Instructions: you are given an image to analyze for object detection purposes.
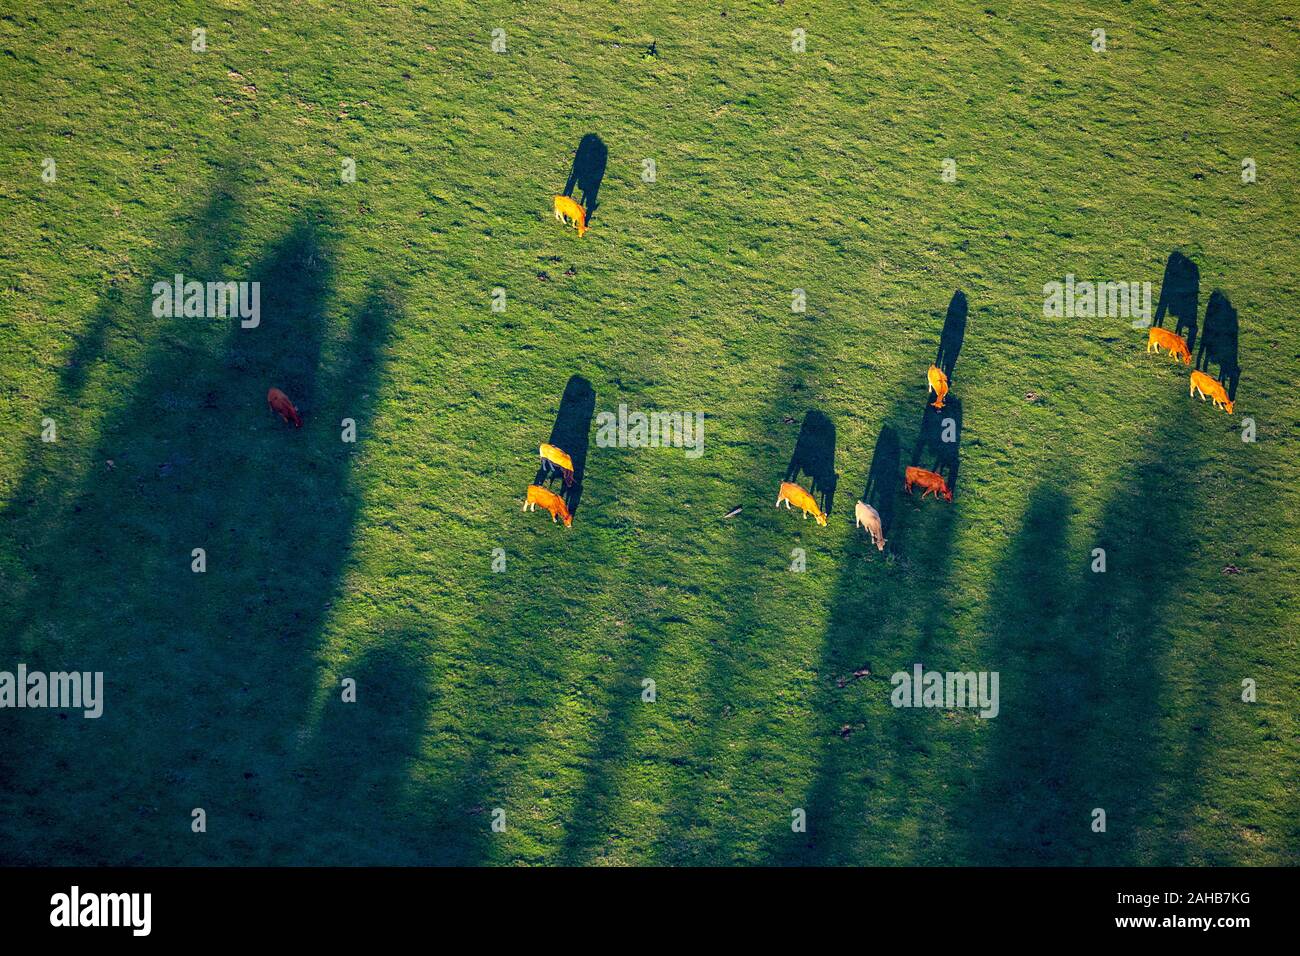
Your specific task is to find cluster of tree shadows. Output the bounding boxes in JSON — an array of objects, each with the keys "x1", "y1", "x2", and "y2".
[
  {"x1": 1154, "y1": 250, "x2": 1242, "y2": 399},
  {"x1": 0, "y1": 174, "x2": 433, "y2": 864},
  {"x1": 0, "y1": 135, "x2": 1260, "y2": 868}
]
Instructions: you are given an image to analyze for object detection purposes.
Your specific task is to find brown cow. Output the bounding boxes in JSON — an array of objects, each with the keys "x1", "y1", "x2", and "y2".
[
  {"x1": 1189, "y1": 370, "x2": 1234, "y2": 414},
  {"x1": 904, "y1": 466, "x2": 952, "y2": 502},
  {"x1": 267, "y1": 388, "x2": 303, "y2": 428}
]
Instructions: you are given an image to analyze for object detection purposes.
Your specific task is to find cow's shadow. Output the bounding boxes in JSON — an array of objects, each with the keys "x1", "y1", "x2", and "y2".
[
  {"x1": 563, "y1": 134, "x2": 607, "y2": 223},
  {"x1": 934, "y1": 290, "x2": 968, "y2": 381},
  {"x1": 910, "y1": 398, "x2": 962, "y2": 494},
  {"x1": 862, "y1": 424, "x2": 901, "y2": 538},
  {"x1": 534, "y1": 374, "x2": 596, "y2": 514},
  {"x1": 1197, "y1": 289, "x2": 1241, "y2": 400},
  {"x1": 784, "y1": 409, "x2": 837, "y2": 515},
  {"x1": 1154, "y1": 250, "x2": 1200, "y2": 353}
]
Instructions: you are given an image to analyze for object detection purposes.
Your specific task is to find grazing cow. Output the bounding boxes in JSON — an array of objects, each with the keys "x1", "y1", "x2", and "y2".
[
  {"x1": 1147, "y1": 326, "x2": 1191, "y2": 365},
  {"x1": 539, "y1": 443, "x2": 575, "y2": 487},
  {"x1": 777, "y1": 481, "x2": 828, "y2": 526},
  {"x1": 1189, "y1": 370, "x2": 1234, "y2": 414},
  {"x1": 904, "y1": 465, "x2": 952, "y2": 502},
  {"x1": 854, "y1": 500, "x2": 886, "y2": 551},
  {"x1": 267, "y1": 387, "x2": 303, "y2": 428},
  {"x1": 927, "y1": 364, "x2": 949, "y2": 410},
  {"x1": 523, "y1": 484, "x2": 572, "y2": 527},
  {"x1": 553, "y1": 195, "x2": 588, "y2": 237}
]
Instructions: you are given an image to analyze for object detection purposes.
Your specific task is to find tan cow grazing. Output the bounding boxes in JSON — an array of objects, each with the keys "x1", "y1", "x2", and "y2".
[
  {"x1": 267, "y1": 387, "x2": 303, "y2": 428},
  {"x1": 1147, "y1": 326, "x2": 1191, "y2": 365},
  {"x1": 553, "y1": 195, "x2": 588, "y2": 237},
  {"x1": 904, "y1": 465, "x2": 952, "y2": 502},
  {"x1": 539, "y1": 443, "x2": 575, "y2": 487},
  {"x1": 1189, "y1": 369, "x2": 1234, "y2": 414},
  {"x1": 927, "y1": 364, "x2": 949, "y2": 410},
  {"x1": 776, "y1": 481, "x2": 828, "y2": 526},
  {"x1": 524, "y1": 484, "x2": 573, "y2": 527},
  {"x1": 854, "y1": 500, "x2": 886, "y2": 551}
]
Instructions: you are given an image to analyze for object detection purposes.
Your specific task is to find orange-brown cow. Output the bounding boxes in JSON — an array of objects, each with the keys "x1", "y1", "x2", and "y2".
[
  {"x1": 776, "y1": 481, "x2": 827, "y2": 526},
  {"x1": 1147, "y1": 326, "x2": 1191, "y2": 365},
  {"x1": 524, "y1": 483, "x2": 573, "y2": 527},
  {"x1": 904, "y1": 465, "x2": 952, "y2": 502},
  {"x1": 267, "y1": 387, "x2": 303, "y2": 428},
  {"x1": 1189, "y1": 370, "x2": 1234, "y2": 414}
]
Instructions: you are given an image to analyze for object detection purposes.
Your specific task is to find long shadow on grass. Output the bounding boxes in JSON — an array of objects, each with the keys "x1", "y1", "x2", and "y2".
[
  {"x1": 952, "y1": 400, "x2": 1207, "y2": 864},
  {"x1": 910, "y1": 398, "x2": 962, "y2": 494},
  {"x1": 533, "y1": 374, "x2": 596, "y2": 515},
  {"x1": 934, "y1": 290, "x2": 968, "y2": 382},
  {"x1": 0, "y1": 199, "x2": 400, "y2": 863},
  {"x1": 563, "y1": 134, "x2": 607, "y2": 223},
  {"x1": 1154, "y1": 250, "x2": 1200, "y2": 354},
  {"x1": 862, "y1": 425, "x2": 901, "y2": 539},
  {"x1": 413, "y1": 372, "x2": 661, "y2": 865},
  {"x1": 1196, "y1": 290, "x2": 1241, "y2": 402},
  {"x1": 784, "y1": 409, "x2": 838, "y2": 515},
  {"x1": 645, "y1": 298, "x2": 968, "y2": 863},
  {"x1": 554, "y1": 338, "x2": 833, "y2": 863}
]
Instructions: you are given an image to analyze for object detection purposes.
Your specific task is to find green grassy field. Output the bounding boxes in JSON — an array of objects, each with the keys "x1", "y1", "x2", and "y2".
[{"x1": 1, "y1": 0, "x2": 1297, "y2": 865}]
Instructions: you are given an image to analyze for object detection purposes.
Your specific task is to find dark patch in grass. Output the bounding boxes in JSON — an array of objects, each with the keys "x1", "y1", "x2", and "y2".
[
  {"x1": 863, "y1": 424, "x2": 901, "y2": 538},
  {"x1": 0, "y1": 187, "x2": 402, "y2": 863},
  {"x1": 955, "y1": 401, "x2": 1205, "y2": 863}
]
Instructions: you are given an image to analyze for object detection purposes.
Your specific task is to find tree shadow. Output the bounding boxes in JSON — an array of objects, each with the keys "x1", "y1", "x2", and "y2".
[
  {"x1": 0, "y1": 194, "x2": 402, "y2": 863},
  {"x1": 279, "y1": 632, "x2": 441, "y2": 863},
  {"x1": 934, "y1": 290, "x2": 968, "y2": 381},
  {"x1": 563, "y1": 133, "x2": 607, "y2": 223},
  {"x1": 533, "y1": 374, "x2": 596, "y2": 515},
  {"x1": 1196, "y1": 289, "x2": 1241, "y2": 401},
  {"x1": 955, "y1": 403, "x2": 1206, "y2": 864},
  {"x1": 909, "y1": 398, "x2": 962, "y2": 494},
  {"x1": 784, "y1": 409, "x2": 837, "y2": 515},
  {"x1": 862, "y1": 425, "x2": 901, "y2": 538},
  {"x1": 1154, "y1": 250, "x2": 1201, "y2": 353}
]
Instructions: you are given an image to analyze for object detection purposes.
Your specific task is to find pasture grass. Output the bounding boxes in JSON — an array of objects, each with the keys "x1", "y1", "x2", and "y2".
[{"x1": 0, "y1": 0, "x2": 1297, "y2": 864}]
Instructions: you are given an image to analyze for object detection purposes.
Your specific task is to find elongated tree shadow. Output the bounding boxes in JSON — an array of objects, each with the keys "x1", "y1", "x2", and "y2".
[
  {"x1": 1154, "y1": 250, "x2": 1200, "y2": 353},
  {"x1": 1197, "y1": 289, "x2": 1241, "y2": 401},
  {"x1": 0, "y1": 197, "x2": 401, "y2": 864},
  {"x1": 534, "y1": 374, "x2": 596, "y2": 515},
  {"x1": 953, "y1": 403, "x2": 1206, "y2": 864},
  {"x1": 431, "y1": 371, "x2": 651, "y2": 864},
  {"x1": 563, "y1": 134, "x2": 607, "y2": 223},
  {"x1": 784, "y1": 409, "x2": 837, "y2": 515},
  {"x1": 279, "y1": 631, "x2": 440, "y2": 863}
]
